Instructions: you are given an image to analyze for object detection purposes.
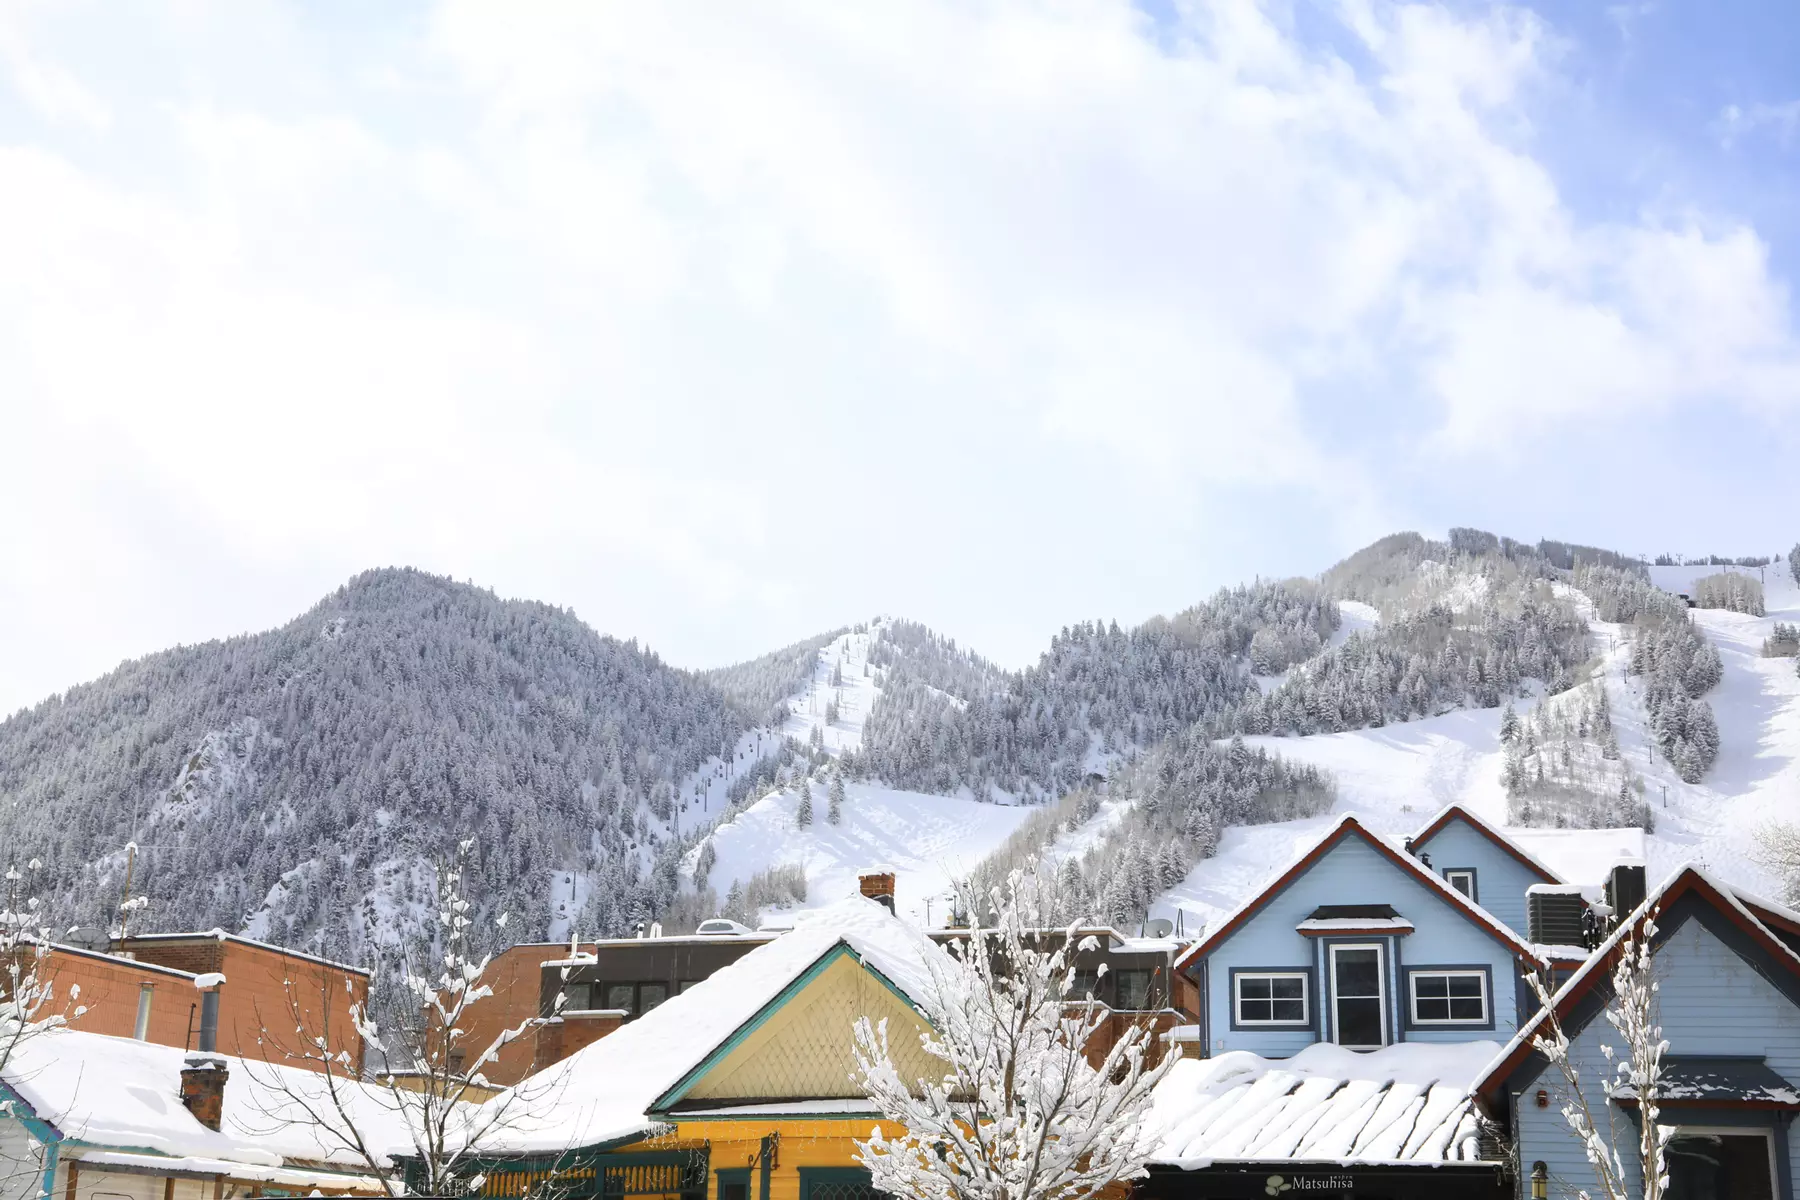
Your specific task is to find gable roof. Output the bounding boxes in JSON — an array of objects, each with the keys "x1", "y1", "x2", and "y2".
[
  {"x1": 480, "y1": 895, "x2": 941, "y2": 1155},
  {"x1": 1174, "y1": 814, "x2": 1542, "y2": 975},
  {"x1": 1473, "y1": 865, "x2": 1800, "y2": 1103},
  {"x1": 1407, "y1": 804, "x2": 1561, "y2": 886}
]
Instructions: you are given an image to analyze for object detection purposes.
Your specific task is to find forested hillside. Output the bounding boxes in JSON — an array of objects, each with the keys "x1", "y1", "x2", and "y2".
[
  {"x1": 850, "y1": 582, "x2": 1339, "y2": 799},
  {"x1": 0, "y1": 569, "x2": 749, "y2": 963}
]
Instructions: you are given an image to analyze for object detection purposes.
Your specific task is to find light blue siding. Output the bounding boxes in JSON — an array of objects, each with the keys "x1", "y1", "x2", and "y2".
[
  {"x1": 1199, "y1": 833, "x2": 1525, "y2": 1056},
  {"x1": 1513, "y1": 911, "x2": 1800, "y2": 1199},
  {"x1": 1412, "y1": 817, "x2": 1547, "y2": 939}
]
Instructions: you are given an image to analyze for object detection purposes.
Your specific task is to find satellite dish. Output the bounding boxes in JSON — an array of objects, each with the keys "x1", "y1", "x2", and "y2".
[{"x1": 1146, "y1": 917, "x2": 1175, "y2": 939}]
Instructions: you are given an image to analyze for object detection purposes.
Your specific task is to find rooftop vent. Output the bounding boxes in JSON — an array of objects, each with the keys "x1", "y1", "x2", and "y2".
[{"x1": 1307, "y1": 904, "x2": 1401, "y2": 921}]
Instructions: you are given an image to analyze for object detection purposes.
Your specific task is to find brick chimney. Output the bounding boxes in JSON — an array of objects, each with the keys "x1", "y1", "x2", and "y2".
[
  {"x1": 180, "y1": 1054, "x2": 229, "y2": 1131},
  {"x1": 859, "y1": 870, "x2": 896, "y2": 913}
]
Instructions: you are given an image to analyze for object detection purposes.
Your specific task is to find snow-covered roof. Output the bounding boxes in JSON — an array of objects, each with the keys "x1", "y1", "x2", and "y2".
[
  {"x1": 482, "y1": 895, "x2": 942, "y2": 1155},
  {"x1": 1505, "y1": 827, "x2": 1646, "y2": 886},
  {"x1": 1476, "y1": 864, "x2": 1800, "y2": 1099},
  {"x1": 1, "y1": 1027, "x2": 411, "y2": 1175},
  {"x1": 1147, "y1": 1041, "x2": 1499, "y2": 1167},
  {"x1": 1295, "y1": 917, "x2": 1416, "y2": 935}
]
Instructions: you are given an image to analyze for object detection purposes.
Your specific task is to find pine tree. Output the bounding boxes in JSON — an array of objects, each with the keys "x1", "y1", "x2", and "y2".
[
  {"x1": 1500, "y1": 702, "x2": 1519, "y2": 742},
  {"x1": 795, "y1": 781, "x2": 814, "y2": 828},
  {"x1": 828, "y1": 771, "x2": 846, "y2": 825}
]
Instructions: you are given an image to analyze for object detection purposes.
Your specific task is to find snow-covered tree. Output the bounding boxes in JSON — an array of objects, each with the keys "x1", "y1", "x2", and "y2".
[
  {"x1": 245, "y1": 839, "x2": 568, "y2": 1197},
  {"x1": 852, "y1": 870, "x2": 1176, "y2": 1200},
  {"x1": 0, "y1": 859, "x2": 85, "y2": 1199},
  {"x1": 795, "y1": 781, "x2": 814, "y2": 828},
  {"x1": 1525, "y1": 912, "x2": 1669, "y2": 1200},
  {"x1": 827, "y1": 771, "x2": 845, "y2": 825}
]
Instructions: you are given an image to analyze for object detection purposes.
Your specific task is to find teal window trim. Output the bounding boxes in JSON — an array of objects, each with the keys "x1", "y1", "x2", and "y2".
[
  {"x1": 716, "y1": 1166, "x2": 751, "y2": 1200},
  {"x1": 798, "y1": 1167, "x2": 879, "y2": 1200}
]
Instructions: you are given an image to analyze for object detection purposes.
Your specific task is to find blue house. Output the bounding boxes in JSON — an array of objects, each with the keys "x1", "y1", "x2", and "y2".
[
  {"x1": 1478, "y1": 866, "x2": 1800, "y2": 1200},
  {"x1": 1176, "y1": 814, "x2": 1545, "y2": 1058},
  {"x1": 1406, "y1": 803, "x2": 1563, "y2": 939}
]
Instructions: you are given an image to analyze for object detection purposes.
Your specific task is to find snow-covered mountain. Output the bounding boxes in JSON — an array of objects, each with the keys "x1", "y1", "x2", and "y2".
[{"x1": 5, "y1": 532, "x2": 1795, "y2": 971}]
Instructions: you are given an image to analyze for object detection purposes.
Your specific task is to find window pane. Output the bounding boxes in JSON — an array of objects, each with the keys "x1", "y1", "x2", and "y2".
[
  {"x1": 1117, "y1": 970, "x2": 1152, "y2": 1010},
  {"x1": 1240, "y1": 977, "x2": 1272, "y2": 1001},
  {"x1": 605, "y1": 983, "x2": 635, "y2": 1012},
  {"x1": 1447, "y1": 871, "x2": 1474, "y2": 897},
  {"x1": 1449, "y1": 996, "x2": 1485, "y2": 1020},
  {"x1": 640, "y1": 983, "x2": 669, "y2": 1012},
  {"x1": 1241, "y1": 998, "x2": 1272, "y2": 1021},
  {"x1": 1271, "y1": 998, "x2": 1305, "y2": 1022},
  {"x1": 1416, "y1": 976, "x2": 1450, "y2": 1001},
  {"x1": 1272, "y1": 977, "x2": 1304, "y2": 1001},
  {"x1": 1416, "y1": 996, "x2": 1450, "y2": 1021},
  {"x1": 1449, "y1": 975, "x2": 1483, "y2": 998},
  {"x1": 1334, "y1": 949, "x2": 1380, "y2": 998},
  {"x1": 1336, "y1": 996, "x2": 1383, "y2": 1046}
]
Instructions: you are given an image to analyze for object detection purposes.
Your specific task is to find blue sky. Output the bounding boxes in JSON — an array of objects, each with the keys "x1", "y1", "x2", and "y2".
[{"x1": 3, "y1": 0, "x2": 1799, "y2": 715}]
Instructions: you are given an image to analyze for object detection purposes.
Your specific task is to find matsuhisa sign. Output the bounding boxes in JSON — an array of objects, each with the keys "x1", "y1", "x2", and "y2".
[{"x1": 1263, "y1": 1174, "x2": 1354, "y2": 1194}]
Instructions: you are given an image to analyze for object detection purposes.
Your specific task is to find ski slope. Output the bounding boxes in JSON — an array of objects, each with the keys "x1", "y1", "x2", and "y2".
[
  {"x1": 1151, "y1": 573, "x2": 1800, "y2": 934},
  {"x1": 690, "y1": 780, "x2": 1033, "y2": 926}
]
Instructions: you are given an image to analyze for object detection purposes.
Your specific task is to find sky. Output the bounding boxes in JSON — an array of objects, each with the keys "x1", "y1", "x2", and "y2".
[{"x1": 3, "y1": 0, "x2": 1800, "y2": 716}]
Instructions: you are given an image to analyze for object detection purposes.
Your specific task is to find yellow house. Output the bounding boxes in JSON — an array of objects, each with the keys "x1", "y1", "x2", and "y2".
[{"x1": 462, "y1": 896, "x2": 942, "y2": 1200}]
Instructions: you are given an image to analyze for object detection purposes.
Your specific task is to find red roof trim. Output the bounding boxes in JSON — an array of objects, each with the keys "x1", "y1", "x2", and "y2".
[
  {"x1": 1409, "y1": 806, "x2": 1561, "y2": 886},
  {"x1": 1476, "y1": 869, "x2": 1800, "y2": 1101},
  {"x1": 1174, "y1": 815, "x2": 1541, "y2": 974}
]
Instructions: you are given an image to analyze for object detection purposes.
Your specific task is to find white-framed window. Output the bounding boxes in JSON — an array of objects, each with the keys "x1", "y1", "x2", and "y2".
[
  {"x1": 1408, "y1": 970, "x2": 1488, "y2": 1025},
  {"x1": 1329, "y1": 943, "x2": 1387, "y2": 1049},
  {"x1": 1666, "y1": 1127, "x2": 1778, "y2": 1197},
  {"x1": 1443, "y1": 868, "x2": 1477, "y2": 900},
  {"x1": 1233, "y1": 972, "x2": 1309, "y2": 1026}
]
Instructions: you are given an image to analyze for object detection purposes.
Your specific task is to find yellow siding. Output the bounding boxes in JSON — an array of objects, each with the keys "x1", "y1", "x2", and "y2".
[
  {"x1": 665, "y1": 1118, "x2": 905, "y2": 1200},
  {"x1": 682, "y1": 953, "x2": 936, "y2": 1103}
]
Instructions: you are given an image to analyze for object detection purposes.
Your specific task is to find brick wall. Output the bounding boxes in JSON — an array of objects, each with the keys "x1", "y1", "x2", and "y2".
[
  {"x1": 101, "y1": 936, "x2": 368, "y2": 1072},
  {"x1": 39, "y1": 947, "x2": 200, "y2": 1046}
]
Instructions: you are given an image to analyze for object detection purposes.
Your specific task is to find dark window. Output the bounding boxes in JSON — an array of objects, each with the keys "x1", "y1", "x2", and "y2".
[
  {"x1": 1331, "y1": 947, "x2": 1385, "y2": 1048},
  {"x1": 1235, "y1": 973, "x2": 1307, "y2": 1024},
  {"x1": 1443, "y1": 869, "x2": 1477, "y2": 899},
  {"x1": 679, "y1": 979, "x2": 702, "y2": 993},
  {"x1": 640, "y1": 983, "x2": 669, "y2": 1013},
  {"x1": 1410, "y1": 971, "x2": 1487, "y2": 1024},
  {"x1": 564, "y1": 982, "x2": 595, "y2": 1010},
  {"x1": 1667, "y1": 1133, "x2": 1774, "y2": 1200},
  {"x1": 1115, "y1": 969, "x2": 1155, "y2": 1011},
  {"x1": 604, "y1": 983, "x2": 636, "y2": 1012},
  {"x1": 1070, "y1": 968, "x2": 1101, "y2": 1000},
  {"x1": 717, "y1": 1169, "x2": 752, "y2": 1200}
]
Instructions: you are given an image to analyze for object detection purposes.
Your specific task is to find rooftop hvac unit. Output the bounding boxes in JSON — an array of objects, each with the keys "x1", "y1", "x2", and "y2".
[{"x1": 1527, "y1": 886, "x2": 1588, "y2": 947}]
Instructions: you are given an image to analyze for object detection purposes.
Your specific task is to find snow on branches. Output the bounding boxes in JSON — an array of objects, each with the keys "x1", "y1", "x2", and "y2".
[
  {"x1": 852, "y1": 870, "x2": 1175, "y2": 1200},
  {"x1": 1526, "y1": 911, "x2": 1670, "y2": 1200}
]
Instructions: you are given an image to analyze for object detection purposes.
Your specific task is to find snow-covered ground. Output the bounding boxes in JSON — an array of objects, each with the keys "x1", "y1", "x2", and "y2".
[
  {"x1": 1150, "y1": 572, "x2": 1800, "y2": 934},
  {"x1": 692, "y1": 780, "x2": 1033, "y2": 926}
]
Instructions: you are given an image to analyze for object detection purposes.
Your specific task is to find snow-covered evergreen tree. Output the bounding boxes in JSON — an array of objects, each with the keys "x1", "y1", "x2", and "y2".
[
  {"x1": 795, "y1": 780, "x2": 813, "y2": 828},
  {"x1": 827, "y1": 771, "x2": 845, "y2": 825}
]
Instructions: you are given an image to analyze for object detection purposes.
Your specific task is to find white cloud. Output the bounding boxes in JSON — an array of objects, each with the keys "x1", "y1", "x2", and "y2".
[
  {"x1": 2, "y1": 0, "x2": 1800, "y2": 710},
  {"x1": 1714, "y1": 99, "x2": 1800, "y2": 150}
]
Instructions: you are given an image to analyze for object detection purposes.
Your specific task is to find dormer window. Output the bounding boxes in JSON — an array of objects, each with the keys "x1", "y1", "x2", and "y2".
[{"x1": 1443, "y1": 869, "x2": 1477, "y2": 901}]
